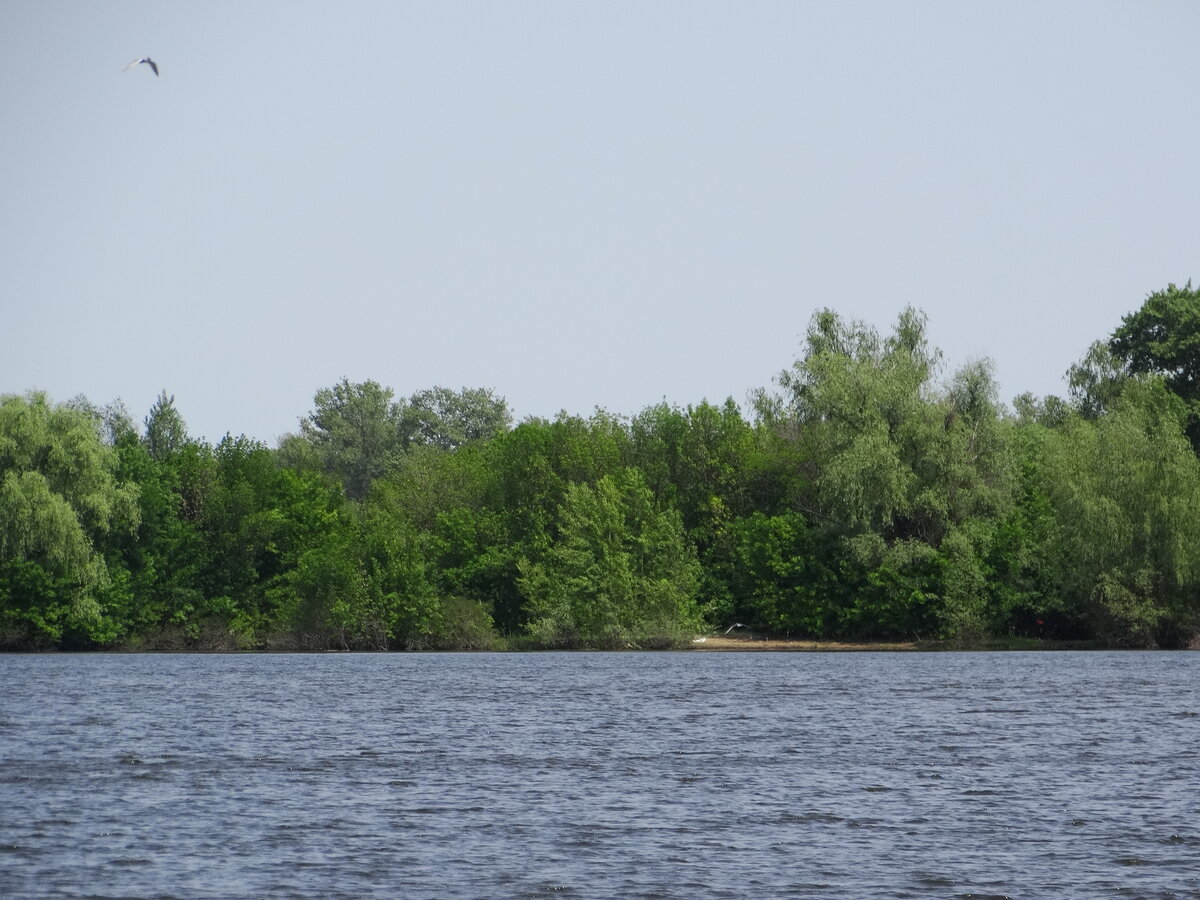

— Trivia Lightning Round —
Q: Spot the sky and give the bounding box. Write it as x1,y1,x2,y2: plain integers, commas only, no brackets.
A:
2,1,1197,445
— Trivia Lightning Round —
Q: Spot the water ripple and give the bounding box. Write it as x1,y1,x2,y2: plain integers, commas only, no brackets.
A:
1,650,1198,897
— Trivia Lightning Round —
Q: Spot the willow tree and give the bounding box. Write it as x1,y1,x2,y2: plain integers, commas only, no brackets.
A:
759,308,1015,639
0,392,139,646
1034,380,1200,646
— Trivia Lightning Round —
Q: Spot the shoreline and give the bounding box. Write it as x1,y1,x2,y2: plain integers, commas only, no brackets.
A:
689,635,923,652
685,635,1130,652
2,635,1153,653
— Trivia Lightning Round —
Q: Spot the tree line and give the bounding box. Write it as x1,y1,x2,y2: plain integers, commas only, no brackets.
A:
4,283,1200,650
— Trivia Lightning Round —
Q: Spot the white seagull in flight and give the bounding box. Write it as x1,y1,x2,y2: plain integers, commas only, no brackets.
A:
123,57,159,76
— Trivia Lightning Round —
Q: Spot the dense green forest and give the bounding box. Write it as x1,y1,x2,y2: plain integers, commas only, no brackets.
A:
4,284,1200,650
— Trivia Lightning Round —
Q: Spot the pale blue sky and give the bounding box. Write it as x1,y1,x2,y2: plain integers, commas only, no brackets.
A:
2,1,1197,444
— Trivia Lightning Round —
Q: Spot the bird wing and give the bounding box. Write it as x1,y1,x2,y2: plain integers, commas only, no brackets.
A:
147,59,158,76
122,59,142,71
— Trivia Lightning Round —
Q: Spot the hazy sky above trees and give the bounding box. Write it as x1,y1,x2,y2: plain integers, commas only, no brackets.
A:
2,1,1196,444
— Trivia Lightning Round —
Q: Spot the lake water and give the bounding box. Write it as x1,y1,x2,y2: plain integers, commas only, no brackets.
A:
1,651,1198,898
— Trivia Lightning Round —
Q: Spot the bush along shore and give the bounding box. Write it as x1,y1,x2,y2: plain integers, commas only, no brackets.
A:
5,285,1200,652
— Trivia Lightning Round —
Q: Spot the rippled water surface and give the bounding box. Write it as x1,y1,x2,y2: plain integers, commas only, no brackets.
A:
2,651,1199,898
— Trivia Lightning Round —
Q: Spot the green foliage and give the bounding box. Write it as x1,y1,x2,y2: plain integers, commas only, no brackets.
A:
114,435,216,643
416,595,501,651
370,442,519,633
706,512,838,636
519,468,702,648
0,392,139,646
1110,282,1200,401
770,307,940,534
143,391,189,461
1110,281,1200,451
275,525,376,648
935,526,990,642
749,308,1019,640
980,430,1063,635
629,399,757,544
401,386,512,451
1067,341,1129,419
287,380,513,501
9,287,1200,651
295,378,405,500
841,534,943,640
355,498,440,648
1030,385,1200,646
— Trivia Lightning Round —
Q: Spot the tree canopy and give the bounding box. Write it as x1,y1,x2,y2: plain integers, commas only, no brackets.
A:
0,392,138,646
1109,282,1200,450
5,286,1200,650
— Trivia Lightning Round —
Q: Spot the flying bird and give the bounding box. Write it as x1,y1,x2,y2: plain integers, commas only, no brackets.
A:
123,57,159,76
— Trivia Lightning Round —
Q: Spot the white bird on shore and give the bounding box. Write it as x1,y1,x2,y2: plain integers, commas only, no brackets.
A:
123,57,159,76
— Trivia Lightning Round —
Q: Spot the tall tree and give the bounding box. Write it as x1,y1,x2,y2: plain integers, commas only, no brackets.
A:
1109,282,1200,449
143,391,189,460
628,399,756,546
758,308,1016,639
295,378,405,500
1067,341,1129,419
402,386,512,451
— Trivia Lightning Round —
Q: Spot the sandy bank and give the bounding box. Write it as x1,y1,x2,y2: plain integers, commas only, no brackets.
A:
689,635,920,651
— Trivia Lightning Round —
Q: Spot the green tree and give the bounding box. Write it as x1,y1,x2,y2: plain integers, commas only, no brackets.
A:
96,428,208,645
1109,282,1200,449
143,391,190,461
401,386,512,451
707,511,840,635
628,399,757,546
356,498,443,648
519,468,702,648
1067,341,1129,419
0,392,139,646
757,308,1016,639
766,307,941,535
1034,382,1200,646
293,378,405,500
273,522,377,649
979,421,1062,637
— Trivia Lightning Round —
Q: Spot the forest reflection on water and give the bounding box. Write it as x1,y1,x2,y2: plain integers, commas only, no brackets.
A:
2,650,1199,898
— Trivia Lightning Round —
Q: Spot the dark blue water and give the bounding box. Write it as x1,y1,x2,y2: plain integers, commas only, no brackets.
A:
2,651,1199,898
